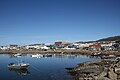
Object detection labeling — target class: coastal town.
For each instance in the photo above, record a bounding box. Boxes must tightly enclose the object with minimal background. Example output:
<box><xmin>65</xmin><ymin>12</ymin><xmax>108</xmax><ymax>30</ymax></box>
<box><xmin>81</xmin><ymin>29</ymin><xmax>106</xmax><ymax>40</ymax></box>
<box><xmin>0</xmin><ymin>38</ymin><xmax>120</xmax><ymax>55</ymax></box>
<box><xmin>1</xmin><ymin>36</ymin><xmax>120</xmax><ymax>80</ymax></box>
<box><xmin>0</xmin><ymin>0</ymin><xmax>120</xmax><ymax>80</ymax></box>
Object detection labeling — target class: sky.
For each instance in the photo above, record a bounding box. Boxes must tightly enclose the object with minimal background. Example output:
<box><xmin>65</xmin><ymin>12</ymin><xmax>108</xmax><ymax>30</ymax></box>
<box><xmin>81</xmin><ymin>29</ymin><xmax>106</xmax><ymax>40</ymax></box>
<box><xmin>0</xmin><ymin>0</ymin><xmax>120</xmax><ymax>45</ymax></box>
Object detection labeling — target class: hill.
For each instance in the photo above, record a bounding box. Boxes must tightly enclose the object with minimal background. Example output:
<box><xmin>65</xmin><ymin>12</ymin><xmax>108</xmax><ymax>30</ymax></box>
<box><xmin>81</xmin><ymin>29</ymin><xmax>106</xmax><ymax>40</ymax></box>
<box><xmin>97</xmin><ymin>36</ymin><xmax>120</xmax><ymax>41</ymax></box>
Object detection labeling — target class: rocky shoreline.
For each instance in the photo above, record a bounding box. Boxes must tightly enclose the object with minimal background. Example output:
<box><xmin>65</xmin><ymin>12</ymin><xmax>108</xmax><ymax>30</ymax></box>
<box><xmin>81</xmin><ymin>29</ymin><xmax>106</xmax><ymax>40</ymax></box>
<box><xmin>66</xmin><ymin>59</ymin><xmax>120</xmax><ymax>80</ymax></box>
<box><xmin>0</xmin><ymin>50</ymin><xmax>92</xmax><ymax>54</ymax></box>
<box><xmin>0</xmin><ymin>49</ymin><xmax>119</xmax><ymax>55</ymax></box>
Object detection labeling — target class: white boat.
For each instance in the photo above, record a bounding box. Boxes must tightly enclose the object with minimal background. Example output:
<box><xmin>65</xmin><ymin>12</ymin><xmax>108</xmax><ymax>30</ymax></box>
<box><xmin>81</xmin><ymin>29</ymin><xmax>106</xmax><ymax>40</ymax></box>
<box><xmin>14</xmin><ymin>53</ymin><xmax>22</xmax><ymax>57</ymax></box>
<box><xmin>43</xmin><ymin>54</ymin><xmax>52</xmax><ymax>57</ymax></box>
<box><xmin>91</xmin><ymin>52</ymin><xmax>101</xmax><ymax>56</ymax></box>
<box><xmin>8</xmin><ymin>61</ymin><xmax>30</xmax><ymax>69</ymax></box>
<box><xmin>115</xmin><ymin>57</ymin><xmax>120</xmax><ymax>61</ymax></box>
<box><xmin>31</xmin><ymin>54</ymin><xmax>43</xmax><ymax>58</ymax></box>
<box><xmin>101</xmin><ymin>55</ymin><xmax>116</xmax><ymax>59</ymax></box>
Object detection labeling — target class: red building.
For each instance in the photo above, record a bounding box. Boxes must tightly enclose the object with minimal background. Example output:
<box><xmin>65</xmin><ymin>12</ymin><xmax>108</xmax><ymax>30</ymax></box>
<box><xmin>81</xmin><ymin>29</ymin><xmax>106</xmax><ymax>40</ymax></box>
<box><xmin>89</xmin><ymin>44</ymin><xmax>102</xmax><ymax>51</ymax></box>
<box><xmin>54</xmin><ymin>41</ymin><xmax>71</xmax><ymax>48</ymax></box>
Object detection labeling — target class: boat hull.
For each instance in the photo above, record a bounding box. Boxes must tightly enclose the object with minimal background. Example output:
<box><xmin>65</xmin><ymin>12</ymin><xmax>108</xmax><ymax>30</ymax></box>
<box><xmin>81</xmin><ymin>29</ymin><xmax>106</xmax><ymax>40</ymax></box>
<box><xmin>8</xmin><ymin>63</ymin><xmax>30</xmax><ymax>69</ymax></box>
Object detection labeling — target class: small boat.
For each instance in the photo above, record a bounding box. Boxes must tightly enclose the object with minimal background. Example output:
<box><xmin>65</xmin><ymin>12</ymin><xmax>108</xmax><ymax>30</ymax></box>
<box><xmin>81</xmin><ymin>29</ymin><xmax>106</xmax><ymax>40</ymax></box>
<box><xmin>115</xmin><ymin>57</ymin><xmax>120</xmax><ymax>61</ymax></box>
<box><xmin>14</xmin><ymin>53</ymin><xmax>22</xmax><ymax>57</ymax></box>
<box><xmin>43</xmin><ymin>54</ymin><xmax>52</xmax><ymax>57</ymax></box>
<box><xmin>91</xmin><ymin>52</ymin><xmax>101</xmax><ymax>56</ymax></box>
<box><xmin>31</xmin><ymin>54</ymin><xmax>43</xmax><ymax>58</ymax></box>
<box><xmin>8</xmin><ymin>61</ymin><xmax>30</xmax><ymax>69</ymax></box>
<box><xmin>101</xmin><ymin>55</ymin><xmax>116</xmax><ymax>59</ymax></box>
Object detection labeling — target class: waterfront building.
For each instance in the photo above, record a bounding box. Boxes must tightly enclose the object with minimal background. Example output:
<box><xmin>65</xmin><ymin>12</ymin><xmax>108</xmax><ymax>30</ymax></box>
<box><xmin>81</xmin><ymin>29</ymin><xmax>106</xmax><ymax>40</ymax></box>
<box><xmin>9</xmin><ymin>45</ymin><xmax>19</xmax><ymax>50</ymax></box>
<box><xmin>25</xmin><ymin>44</ymin><xmax>49</xmax><ymax>50</ymax></box>
<box><xmin>54</xmin><ymin>41</ymin><xmax>71</xmax><ymax>48</ymax></box>
<box><xmin>0</xmin><ymin>46</ymin><xmax>9</xmax><ymax>50</ymax></box>
<box><xmin>89</xmin><ymin>44</ymin><xmax>102</xmax><ymax>51</ymax></box>
<box><xmin>77</xmin><ymin>42</ymin><xmax>94</xmax><ymax>49</ymax></box>
<box><xmin>63</xmin><ymin>43</ymin><xmax>79</xmax><ymax>50</ymax></box>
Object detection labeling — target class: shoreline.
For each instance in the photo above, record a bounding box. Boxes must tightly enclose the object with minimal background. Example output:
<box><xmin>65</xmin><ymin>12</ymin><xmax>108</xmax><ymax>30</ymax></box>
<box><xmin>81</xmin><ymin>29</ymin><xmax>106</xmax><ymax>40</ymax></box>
<box><xmin>1</xmin><ymin>49</ymin><xmax>120</xmax><ymax>80</ymax></box>
<box><xmin>66</xmin><ymin>59</ymin><xmax>120</xmax><ymax>80</ymax></box>
<box><xmin>0</xmin><ymin>49</ymin><xmax>119</xmax><ymax>55</ymax></box>
<box><xmin>0</xmin><ymin>49</ymin><xmax>91</xmax><ymax>54</ymax></box>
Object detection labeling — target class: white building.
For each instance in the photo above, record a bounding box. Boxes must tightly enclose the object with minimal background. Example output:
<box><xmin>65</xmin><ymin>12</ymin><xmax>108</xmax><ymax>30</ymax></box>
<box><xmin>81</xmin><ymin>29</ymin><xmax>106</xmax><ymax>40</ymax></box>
<box><xmin>100</xmin><ymin>42</ymin><xmax>114</xmax><ymax>47</ymax></box>
<box><xmin>40</xmin><ymin>46</ymin><xmax>49</xmax><ymax>50</ymax></box>
<box><xmin>9</xmin><ymin>45</ymin><xmax>19</xmax><ymax>50</ymax></box>
<box><xmin>25</xmin><ymin>45</ymin><xmax>40</xmax><ymax>50</ymax></box>
<box><xmin>0</xmin><ymin>46</ymin><xmax>9</xmax><ymax>50</ymax></box>
<box><xmin>63</xmin><ymin>44</ymin><xmax>79</xmax><ymax>50</ymax></box>
<box><xmin>25</xmin><ymin>44</ymin><xmax>49</xmax><ymax>50</ymax></box>
<box><xmin>78</xmin><ymin>43</ymin><xmax>94</xmax><ymax>48</ymax></box>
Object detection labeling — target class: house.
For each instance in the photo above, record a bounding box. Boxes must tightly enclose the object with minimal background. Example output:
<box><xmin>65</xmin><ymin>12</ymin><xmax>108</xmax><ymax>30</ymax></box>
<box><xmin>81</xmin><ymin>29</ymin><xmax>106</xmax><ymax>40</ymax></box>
<box><xmin>98</xmin><ymin>41</ymin><xmax>118</xmax><ymax>50</ymax></box>
<box><xmin>63</xmin><ymin>44</ymin><xmax>78</xmax><ymax>50</ymax></box>
<box><xmin>55</xmin><ymin>41</ymin><xmax>62</xmax><ymax>47</ymax></box>
<box><xmin>54</xmin><ymin>41</ymin><xmax>71</xmax><ymax>48</ymax></box>
<box><xmin>76</xmin><ymin>42</ymin><xmax>94</xmax><ymax>49</ymax></box>
<box><xmin>25</xmin><ymin>44</ymin><xmax>49</xmax><ymax>50</ymax></box>
<box><xmin>25</xmin><ymin>44</ymin><xmax>44</xmax><ymax>50</ymax></box>
<box><xmin>9</xmin><ymin>45</ymin><xmax>19</xmax><ymax>50</ymax></box>
<box><xmin>0</xmin><ymin>46</ymin><xmax>9</xmax><ymax>50</ymax></box>
<box><xmin>100</xmin><ymin>43</ymin><xmax>114</xmax><ymax>50</ymax></box>
<box><xmin>40</xmin><ymin>46</ymin><xmax>49</xmax><ymax>50</ymax></box>
<box><xmin>89</xmin><ymin>44</ymin><xmax>102</xmax><ymax>51</ymax></box>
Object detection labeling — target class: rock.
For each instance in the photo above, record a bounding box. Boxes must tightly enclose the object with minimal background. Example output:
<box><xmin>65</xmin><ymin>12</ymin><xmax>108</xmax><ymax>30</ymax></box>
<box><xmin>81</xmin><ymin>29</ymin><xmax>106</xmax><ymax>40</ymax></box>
<box><xmin>66</xmin><ymin>59</ymin><xmax>120</xmax><ymax>80</ymax></box>
<box><xmin>108</xmin><ymin>68</ymin><xmax>117</xmax><ymax>80</ymax></box>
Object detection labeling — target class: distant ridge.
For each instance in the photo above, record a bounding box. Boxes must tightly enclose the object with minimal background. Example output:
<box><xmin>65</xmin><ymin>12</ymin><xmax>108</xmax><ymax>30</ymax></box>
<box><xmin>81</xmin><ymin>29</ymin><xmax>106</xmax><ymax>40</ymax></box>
<box><xmin>97</xmin><ymin>36</ymin><xmax>120</xmax><ymax>41</ymax></box>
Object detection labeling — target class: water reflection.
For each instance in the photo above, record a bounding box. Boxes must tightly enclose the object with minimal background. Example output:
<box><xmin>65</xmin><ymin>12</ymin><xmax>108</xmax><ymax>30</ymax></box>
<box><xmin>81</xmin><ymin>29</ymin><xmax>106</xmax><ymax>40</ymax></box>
<box><xmin>8</xmin><ymin>68</ymin><xmax>30</xmax><ymax>76</ymax></box>
<box><xmin>8</xmin><ymin>54</ymin><xmax>21</xmax><ymax>58</ymax></box>
<box><xmin>8</xmin><ymin>53</ymin><xmax>101</xmax><ymax>60</ymax></box>
<box><xmin>55</xmin><ymin>54</ymin><xmax>66</xmax><ymax>59</ymax></box>
<box><xmin>0</xmin><ymin>54</ymin><xmax>98</xmax><ymax>80</ymax></box>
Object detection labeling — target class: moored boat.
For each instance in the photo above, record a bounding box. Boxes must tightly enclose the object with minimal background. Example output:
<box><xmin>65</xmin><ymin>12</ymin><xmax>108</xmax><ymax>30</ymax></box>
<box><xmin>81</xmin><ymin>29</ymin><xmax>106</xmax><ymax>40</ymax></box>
<box><xmin>43</xmin><ymin>54</ymin><xmax>52</xmax><ymax>57</ymax></box>
<box><xmin>8</xmin><ymin>61</ymin><xmax>30</xmax><ymax>69</ymax></box>
<box><xmin>91</xmin><ymin>52</ymin><xmax>101</xmax><ymax>56</ymax></box>
<box><xmin>14</xmin><ymin>53</ymin><xmax>22</xmax><ymax>57</ymax></box>
<box><xmin>31</xmin><ymin>54</ymin><xmax>43</xmax><ymax>58</ymax></box>
<box><xmin>101</xmin><ymin>55</ymin><xmax>116</xmax><ymax>59</ymax></box>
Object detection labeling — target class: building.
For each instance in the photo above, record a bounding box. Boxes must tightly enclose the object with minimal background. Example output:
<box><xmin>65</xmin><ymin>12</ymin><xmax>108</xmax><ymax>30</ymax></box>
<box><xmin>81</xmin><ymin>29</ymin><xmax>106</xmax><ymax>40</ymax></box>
<box><xmin>0</xmin><ymin>46</ymin><xmax>9</xmax><ymax>50</ymax></box>
<box><xmin>9</xmin><ymin>45</ymin><xmax>19</xmax><ymax>50</ymax></box>
<box><xmin>54</xmin><ymin>41</ymin><xmax>71</xmax><ymax>48</ymax></box>
<box><xmin>63</xmin><ymin>44</ymin><xmax>78</xmax><ymax>50</ymax></box>
<box><xmin>89</xmin><ymin>44</ymin><xmax>102</xmax><ymax>51</ymax></box>
<box><xmin>25</xmin><ymin>44</ymin><xmax>49</xmax><ymax>50</ymax></box>
<box><xmin>77</xmin><ymin>42</ymin><xmax>94</xmax><ymax>49</ymax></box>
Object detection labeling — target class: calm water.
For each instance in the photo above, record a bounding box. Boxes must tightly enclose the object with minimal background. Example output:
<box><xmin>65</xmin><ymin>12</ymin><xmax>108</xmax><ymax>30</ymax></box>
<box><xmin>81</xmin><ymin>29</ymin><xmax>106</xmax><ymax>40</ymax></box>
<box><xmin>0</xmin><ymin>54</ymin><xmax>98</xmax><ymax>80</ymax></box>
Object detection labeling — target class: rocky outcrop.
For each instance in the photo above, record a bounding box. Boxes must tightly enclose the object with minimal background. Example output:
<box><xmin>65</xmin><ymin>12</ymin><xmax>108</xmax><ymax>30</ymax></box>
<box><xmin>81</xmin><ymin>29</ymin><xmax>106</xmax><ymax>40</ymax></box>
<box><xmin>66</xmin><ymin>59</ymin><xmax>120</xmax><ymax>80</ymax></box>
